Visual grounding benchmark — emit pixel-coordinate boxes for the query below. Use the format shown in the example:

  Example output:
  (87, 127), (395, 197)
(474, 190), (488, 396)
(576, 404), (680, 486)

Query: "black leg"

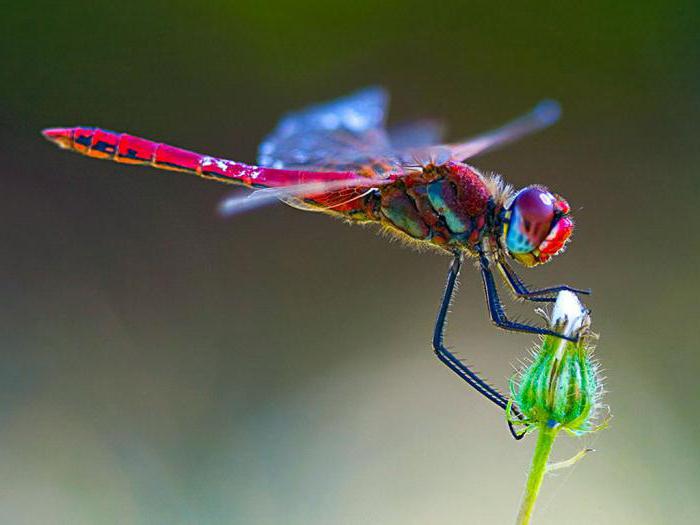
(478, 249), (579, 343)
(498, 260), (591, 302)
(433, 252), (526, 440)
(508, 420), (527, 440)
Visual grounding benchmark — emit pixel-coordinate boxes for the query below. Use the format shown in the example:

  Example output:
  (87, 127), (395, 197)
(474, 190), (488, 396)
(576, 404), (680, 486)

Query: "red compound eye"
(512, 187), (556, 246)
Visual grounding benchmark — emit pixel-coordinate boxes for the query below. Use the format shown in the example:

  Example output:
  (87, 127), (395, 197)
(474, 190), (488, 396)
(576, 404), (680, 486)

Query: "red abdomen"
(42, 126), (363, 190)
(43, 126), (268, 184)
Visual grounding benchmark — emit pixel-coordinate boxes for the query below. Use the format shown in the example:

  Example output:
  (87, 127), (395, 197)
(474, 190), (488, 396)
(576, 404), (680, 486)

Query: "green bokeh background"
(2, 2), (699, 523)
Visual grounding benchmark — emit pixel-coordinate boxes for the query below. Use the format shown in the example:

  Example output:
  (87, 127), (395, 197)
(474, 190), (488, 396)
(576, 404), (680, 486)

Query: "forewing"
(387, 119), (444, 149)
(257, 87), (403, 177)
(404, 100), (561, 164)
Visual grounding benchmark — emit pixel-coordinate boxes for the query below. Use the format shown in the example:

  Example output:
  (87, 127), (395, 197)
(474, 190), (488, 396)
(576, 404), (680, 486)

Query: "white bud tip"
(551, 290), (588, 337)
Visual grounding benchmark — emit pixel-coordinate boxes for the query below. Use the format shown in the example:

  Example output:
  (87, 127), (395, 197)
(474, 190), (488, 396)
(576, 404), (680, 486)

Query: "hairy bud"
(511, 291), (605, 435)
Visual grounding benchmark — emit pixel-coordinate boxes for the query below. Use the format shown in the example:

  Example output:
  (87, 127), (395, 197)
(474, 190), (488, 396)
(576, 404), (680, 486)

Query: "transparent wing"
(218, 176), (392, 217)
(405, 100), (561, 163)
(387, 119), (444, 149)
(257, 87), (403, 177)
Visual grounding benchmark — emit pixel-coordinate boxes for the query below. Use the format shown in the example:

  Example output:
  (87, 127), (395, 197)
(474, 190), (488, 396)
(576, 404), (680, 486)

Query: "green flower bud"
(510, 291), (605, 435)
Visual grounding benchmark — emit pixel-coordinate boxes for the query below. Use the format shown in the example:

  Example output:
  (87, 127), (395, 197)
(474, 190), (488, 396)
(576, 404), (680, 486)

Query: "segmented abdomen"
(47, 127), (361, 190)
(62, 127), (270, 186)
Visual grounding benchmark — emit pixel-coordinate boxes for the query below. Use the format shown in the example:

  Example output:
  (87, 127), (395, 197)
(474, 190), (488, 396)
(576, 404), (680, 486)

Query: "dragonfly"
(42, 87), (589, 437)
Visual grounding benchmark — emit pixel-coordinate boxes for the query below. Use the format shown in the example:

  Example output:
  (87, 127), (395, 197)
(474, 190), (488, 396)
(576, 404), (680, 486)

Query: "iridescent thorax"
(359, 162), (506, 253)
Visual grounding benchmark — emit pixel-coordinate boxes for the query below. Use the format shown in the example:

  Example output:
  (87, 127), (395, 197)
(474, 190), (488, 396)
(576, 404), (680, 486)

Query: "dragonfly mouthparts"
(42, 127), (73, 149)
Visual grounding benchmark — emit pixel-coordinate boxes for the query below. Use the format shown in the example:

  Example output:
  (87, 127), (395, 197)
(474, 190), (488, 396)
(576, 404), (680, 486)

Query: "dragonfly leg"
(509, 421), (527, 440)
(478, 249), (578, 343)
(433, 252), (526, 439)
(498, 260), (591, 302)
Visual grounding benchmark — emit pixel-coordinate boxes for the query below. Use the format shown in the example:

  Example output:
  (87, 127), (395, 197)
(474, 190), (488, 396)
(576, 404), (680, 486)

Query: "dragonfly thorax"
(370, 162), (506, 253)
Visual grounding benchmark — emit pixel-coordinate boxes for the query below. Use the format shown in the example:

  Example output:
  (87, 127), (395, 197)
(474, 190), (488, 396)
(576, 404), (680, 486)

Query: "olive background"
(1, 2), (699, 523)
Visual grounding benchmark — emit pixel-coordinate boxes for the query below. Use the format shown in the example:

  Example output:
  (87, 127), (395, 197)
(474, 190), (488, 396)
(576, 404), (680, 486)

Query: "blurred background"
(2, 1), (699, 523)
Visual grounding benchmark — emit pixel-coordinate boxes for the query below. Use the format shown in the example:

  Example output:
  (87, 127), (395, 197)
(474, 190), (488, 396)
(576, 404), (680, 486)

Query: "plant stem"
(516, 424), (559, 525)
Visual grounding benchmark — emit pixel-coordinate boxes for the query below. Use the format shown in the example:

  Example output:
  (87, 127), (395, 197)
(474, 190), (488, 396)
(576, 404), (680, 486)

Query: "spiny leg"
(478, 248), (578, 343)
(498, 259), (591, 302)
(432, 252), (526, 440)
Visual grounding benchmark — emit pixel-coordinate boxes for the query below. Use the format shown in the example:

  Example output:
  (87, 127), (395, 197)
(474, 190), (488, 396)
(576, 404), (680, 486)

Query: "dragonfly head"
(502, 186), (573, 267)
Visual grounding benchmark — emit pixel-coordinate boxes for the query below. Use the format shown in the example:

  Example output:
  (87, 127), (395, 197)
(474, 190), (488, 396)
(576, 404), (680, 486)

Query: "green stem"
(516, 424), (559, 525)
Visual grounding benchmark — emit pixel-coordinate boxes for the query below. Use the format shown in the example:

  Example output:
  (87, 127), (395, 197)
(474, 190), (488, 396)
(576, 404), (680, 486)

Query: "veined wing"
(258, 87), (404, 178)
(403, 100), (561, 164)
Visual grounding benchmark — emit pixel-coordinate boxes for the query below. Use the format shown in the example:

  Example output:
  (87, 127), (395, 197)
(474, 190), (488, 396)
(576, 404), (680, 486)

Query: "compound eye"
(516, 187), (556, 231)
(506, 187), (555, 253)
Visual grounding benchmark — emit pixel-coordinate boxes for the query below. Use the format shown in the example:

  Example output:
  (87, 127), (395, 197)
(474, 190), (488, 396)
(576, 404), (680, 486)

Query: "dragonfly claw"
(565, 286), (591, 296)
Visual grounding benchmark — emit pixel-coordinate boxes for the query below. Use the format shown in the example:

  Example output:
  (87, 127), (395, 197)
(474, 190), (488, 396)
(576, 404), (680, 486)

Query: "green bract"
(510, 291), (605, 436)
